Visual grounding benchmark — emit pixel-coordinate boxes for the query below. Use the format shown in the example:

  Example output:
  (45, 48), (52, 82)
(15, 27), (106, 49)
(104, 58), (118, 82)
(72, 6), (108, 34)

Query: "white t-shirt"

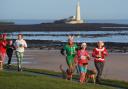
(14, 39), (27, 52)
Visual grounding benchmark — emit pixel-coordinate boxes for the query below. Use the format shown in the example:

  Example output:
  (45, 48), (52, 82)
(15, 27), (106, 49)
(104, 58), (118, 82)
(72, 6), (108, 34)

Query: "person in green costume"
(61, 36), (78, 72)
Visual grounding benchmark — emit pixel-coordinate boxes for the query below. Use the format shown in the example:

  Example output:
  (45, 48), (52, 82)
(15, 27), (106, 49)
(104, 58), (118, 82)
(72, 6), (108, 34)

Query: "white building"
(66, 0), (84, 24)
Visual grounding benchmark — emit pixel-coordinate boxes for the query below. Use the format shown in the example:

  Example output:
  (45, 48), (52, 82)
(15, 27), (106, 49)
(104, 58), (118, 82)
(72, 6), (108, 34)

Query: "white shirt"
(14, 39), (27, 52)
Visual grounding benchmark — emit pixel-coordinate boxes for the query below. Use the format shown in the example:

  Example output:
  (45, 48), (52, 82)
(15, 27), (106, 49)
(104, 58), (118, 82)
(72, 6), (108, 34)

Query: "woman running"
(75, 43), (90, 84)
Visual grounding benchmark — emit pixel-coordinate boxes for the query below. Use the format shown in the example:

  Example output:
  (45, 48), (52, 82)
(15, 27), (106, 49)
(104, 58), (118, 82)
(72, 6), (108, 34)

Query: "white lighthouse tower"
(66, 0), (84, 24)
(76, 0), (84, 23)
(54, 0), (84, 24)
(76, 0), (81, 21)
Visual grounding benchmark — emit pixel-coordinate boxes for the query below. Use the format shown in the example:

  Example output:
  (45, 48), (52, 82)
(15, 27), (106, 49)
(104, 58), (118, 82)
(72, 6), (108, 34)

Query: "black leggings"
(95, 62), (104, 82)
(7, 50), (13, 65)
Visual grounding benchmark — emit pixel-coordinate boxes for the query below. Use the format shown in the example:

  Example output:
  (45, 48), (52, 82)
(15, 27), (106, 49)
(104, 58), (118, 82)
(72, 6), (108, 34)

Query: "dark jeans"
(95, 62), (104, 82)
(6, 49), (13, 65)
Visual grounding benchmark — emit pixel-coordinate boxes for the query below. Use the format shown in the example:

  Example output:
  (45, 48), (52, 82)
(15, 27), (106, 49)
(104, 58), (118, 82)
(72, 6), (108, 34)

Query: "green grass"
(24, 68), (128, 89)
(102, 79), (128, 89)
(0, 71), (115, 89)
(2, 65), (128, 89)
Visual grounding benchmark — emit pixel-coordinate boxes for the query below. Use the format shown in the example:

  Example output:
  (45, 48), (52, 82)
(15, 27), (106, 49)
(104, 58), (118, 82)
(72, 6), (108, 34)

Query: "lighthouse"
(76, 0), (81, 21)
(65, 0), (84, 24)
(54, 0), (84, 24)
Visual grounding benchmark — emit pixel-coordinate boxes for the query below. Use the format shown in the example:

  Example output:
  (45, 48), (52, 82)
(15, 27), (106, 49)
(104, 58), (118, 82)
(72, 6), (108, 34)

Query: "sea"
(3, 19), (128, 43)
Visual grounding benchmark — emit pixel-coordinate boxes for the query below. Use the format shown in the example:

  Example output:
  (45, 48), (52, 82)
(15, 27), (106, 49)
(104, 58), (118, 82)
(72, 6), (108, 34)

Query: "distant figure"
(14, 34), (27, 71)
(74, 43), (90, 84)
(6, 40), (15, 67)
(61, 35), (78, 73)
(92, 41), (108, 83)
(0, 33), (8, 70)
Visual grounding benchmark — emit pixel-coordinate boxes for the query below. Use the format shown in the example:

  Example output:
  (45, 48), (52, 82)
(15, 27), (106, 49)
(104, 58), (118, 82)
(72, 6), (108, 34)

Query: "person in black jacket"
(6, 40), (15, 67)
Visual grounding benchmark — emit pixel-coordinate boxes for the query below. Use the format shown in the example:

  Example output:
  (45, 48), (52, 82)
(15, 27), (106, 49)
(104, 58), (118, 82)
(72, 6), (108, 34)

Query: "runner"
(0, 34), (3, 70)
(6, 40), (15, 67)
(61, 35), (78, 73)
(74, 43), (90, 84)
(14, 34), (27, 71)
(0, 33), (8, 70)
(92, 41), (108, 83)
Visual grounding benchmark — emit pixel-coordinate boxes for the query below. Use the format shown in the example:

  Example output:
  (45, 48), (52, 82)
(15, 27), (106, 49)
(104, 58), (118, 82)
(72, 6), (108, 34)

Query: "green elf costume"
(61, 36), (78, 68)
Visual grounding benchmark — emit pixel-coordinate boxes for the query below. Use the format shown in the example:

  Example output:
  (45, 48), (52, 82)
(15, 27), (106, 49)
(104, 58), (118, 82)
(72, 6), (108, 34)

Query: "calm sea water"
(7, 31), (128, 43)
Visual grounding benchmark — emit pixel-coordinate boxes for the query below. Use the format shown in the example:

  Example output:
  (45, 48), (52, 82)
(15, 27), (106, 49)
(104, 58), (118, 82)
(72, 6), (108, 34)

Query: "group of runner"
(0, 33), (27, 71)
(0, 33), (108, 84)
(61, 35), (108, 84)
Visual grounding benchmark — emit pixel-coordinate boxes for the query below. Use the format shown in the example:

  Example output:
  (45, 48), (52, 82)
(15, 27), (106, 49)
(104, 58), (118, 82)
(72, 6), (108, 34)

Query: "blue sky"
(0, 0), (128, 20)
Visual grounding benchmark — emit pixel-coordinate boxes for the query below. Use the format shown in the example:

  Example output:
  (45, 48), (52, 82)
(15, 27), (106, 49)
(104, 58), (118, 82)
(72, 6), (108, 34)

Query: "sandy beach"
(6, 49), (128, 82)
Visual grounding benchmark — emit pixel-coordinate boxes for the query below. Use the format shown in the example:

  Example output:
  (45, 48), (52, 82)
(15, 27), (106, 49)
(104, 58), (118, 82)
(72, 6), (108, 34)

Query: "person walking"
(14, 34), (27, 71)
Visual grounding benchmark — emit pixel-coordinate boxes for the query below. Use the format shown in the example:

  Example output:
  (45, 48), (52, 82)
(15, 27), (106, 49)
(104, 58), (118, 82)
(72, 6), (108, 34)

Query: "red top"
(92, 47), (108, 62)
(75, 49), (90, 66)
(0, 40), (8, 53)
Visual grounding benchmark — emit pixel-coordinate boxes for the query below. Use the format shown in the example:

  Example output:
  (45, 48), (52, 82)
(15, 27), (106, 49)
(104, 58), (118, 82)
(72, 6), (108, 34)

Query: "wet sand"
(7, 49), (128, 82)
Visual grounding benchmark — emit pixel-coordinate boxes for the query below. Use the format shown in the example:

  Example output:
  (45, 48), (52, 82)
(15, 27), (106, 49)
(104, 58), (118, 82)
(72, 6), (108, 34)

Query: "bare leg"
(92, 75), (96, 84)
(80, 72), (86, 84)
(0, 62), (3, 70)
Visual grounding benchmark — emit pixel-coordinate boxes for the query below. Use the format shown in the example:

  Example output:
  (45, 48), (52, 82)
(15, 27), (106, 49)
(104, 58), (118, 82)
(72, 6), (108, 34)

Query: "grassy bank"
(1, 65), (128, 89)
(24, 68), (128, 89)
(0, 71), (114, 89)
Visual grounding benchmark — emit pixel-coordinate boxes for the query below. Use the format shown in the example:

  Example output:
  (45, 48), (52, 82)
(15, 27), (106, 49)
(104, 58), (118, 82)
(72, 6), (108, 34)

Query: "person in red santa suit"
(92, 41), (108, 83)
